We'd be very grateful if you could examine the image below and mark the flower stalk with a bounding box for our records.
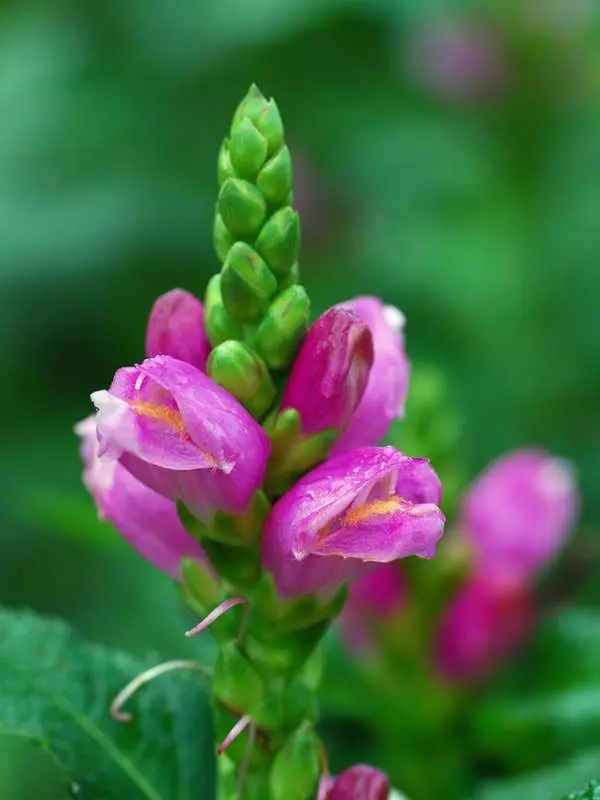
[78,84,443,799]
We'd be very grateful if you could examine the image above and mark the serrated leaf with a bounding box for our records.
[0,607,215,800]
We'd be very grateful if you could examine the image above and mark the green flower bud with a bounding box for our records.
[255,207,301,277]
[277,262,300,292]
[229,116,268,180]
[217,138,234,185]
[221,242,278,322]
[218,178,266,238]
[208,340,276,418]
[204,275,244,347]
[213,643,264,713]
[257,145,293,206]
[253,285,310,370]
[201,539,262,589]
[269,723,320,800]
[232,85,284,156]
[213,213,234,263]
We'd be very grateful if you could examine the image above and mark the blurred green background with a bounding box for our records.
[1,0,600,797]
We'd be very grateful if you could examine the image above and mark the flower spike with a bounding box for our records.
[185,596,250,644]
[110,659,212,723]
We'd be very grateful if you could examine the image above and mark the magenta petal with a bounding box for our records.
[338,564,405,654]
[461,449,578,578]
[329,764,390,800]
[75,416,207,580]
[91,355,270,520]
[332,297,410,454]
[262,446,445,598]
[146,289,211,371]
[436,572,534,684]
[281,307,374,435]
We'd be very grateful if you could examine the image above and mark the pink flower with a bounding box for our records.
[319,764,390,800]
[332,297,409,454]
[339,564,405,653]
[145,289,210,371]
[436,572,534,683]
[262,446,444,598]
[90,355,270,521]
[461,449,578,579]
[75,416,206,580]
[280,307,373,436]
[406,17,508,105]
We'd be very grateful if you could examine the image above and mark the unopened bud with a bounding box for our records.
[208,341,276,418]
[232,85,284,156]
[213,213,234,263]
[213,643,264,714]
[204,275,244,347]
[221,242,278,322]
[255,207,301,277]
[229,116,268,180]
[257,145,293,206]
[218,178,266,238]
[217,139,234,186]
[269,723,320,800]
[253,285,310,370]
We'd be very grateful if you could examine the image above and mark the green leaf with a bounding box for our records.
[562,781,600,799]
[0,607,215,800]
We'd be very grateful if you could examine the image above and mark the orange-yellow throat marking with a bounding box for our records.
[130,400,188,436]
[342,497,404,526]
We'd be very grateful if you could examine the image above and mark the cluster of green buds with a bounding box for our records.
[206,85,310,420]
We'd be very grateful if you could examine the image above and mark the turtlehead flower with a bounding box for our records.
[436,572,534,683]
[280,307,373,436]
[90,355,270,521]
[339,563,405,653]
[406,17,508,105]
[145,288,211,371]
[262,446,444,598]
[319,764,391,800]
[332,297,409,454]
[461,449,578,579]
[75,416,206,580]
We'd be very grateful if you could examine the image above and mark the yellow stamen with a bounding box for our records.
[130,400,188,437]
[342,496,405,526]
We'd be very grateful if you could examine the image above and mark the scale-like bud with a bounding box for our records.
[218,178,267,238]
[221,242,278,322]
[204,275,244,347]
[213,214,234,262]
[231,84,284,156]
[253,285,310,370]
[208,340,276,418]
[255,207,300,276]
[229,116,268,180]
[257,145,293,205]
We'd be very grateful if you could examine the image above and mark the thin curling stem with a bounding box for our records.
[235,717,256,799]
[218,714,252,755]
[110,659,212,723]
[185,595,249,644]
